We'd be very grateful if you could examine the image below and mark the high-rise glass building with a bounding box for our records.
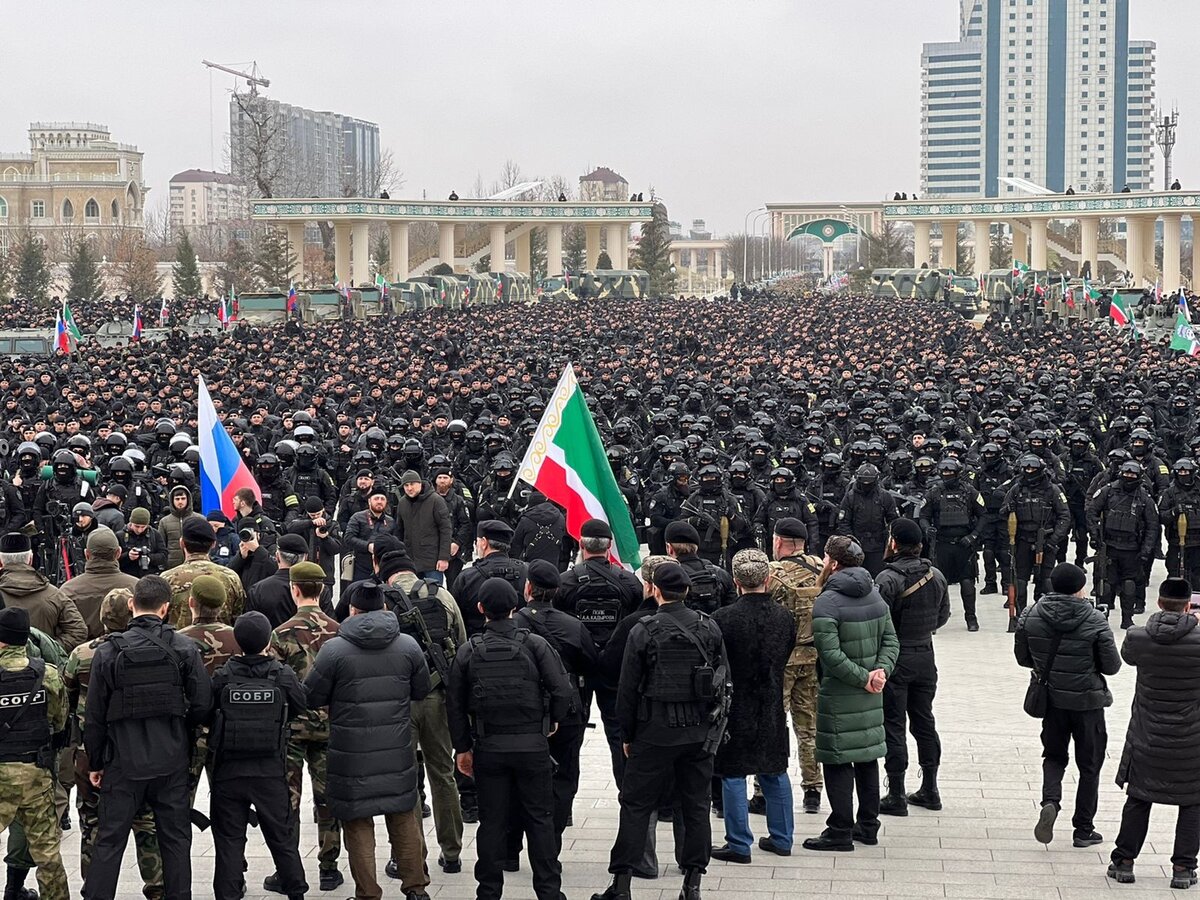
[920,0,1155,198]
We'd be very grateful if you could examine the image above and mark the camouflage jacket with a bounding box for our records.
[0,645,68,764]
[63,634,108,743]
[163,556,247,628]
[270,605,339,742]
[178,621,240,677]
[769,554,823,666]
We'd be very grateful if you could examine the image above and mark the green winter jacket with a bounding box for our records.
[812,566,900,764]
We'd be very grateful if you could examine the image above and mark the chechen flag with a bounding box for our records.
[1171,311,1200,356]
[1110,291,1133,328]
[514,364,640,568]
[198,375,260,518]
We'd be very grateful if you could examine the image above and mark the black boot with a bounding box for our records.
[592,873,632,900]
[961,579,978,631]
[879,775,908,816]
[679,868,702,900]
[4,867,37,900]
[907,766,942,811]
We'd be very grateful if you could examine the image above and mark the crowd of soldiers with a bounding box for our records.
[1,283,1200,899]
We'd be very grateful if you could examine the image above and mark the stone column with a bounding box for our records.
[1009,221,1029,265]
[351,220,370,285]
[1142,217,1158,283]
[605,224,623,268]
[438,221,456,272]
[545,224,563,277]
[1029,219,1048,271]
[972,219,990,276]
[488,223,507,273]
[713,247,723,279]
[1193,215,1200,289]
[1163,214,1182,292]
[617,228,629,270]
[938,221,957,271]
[913,222,932,267]
[515,230,531,274]
[1126,215,1145,286]
[333,222,351,286]
[286,223,306,284]
[823,244,835,280]
[585,225,601,269]
[388,222,409,282]
[1079,216,1099,278]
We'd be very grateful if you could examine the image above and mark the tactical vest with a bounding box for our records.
[682,563,721,615]
[291,471,327,504]
[571,563,627,637]
[937,488,972,529]
[476,556,525,598]
[1102,489,1147,550]
[0,658,50,763]
[214,663,287,760]
[383,581,456,689]
[642,614,715,728]
[105,631,187,722]
[1014,491,1051,535]
[770,557,821,663]
[1171,492,1200,546]
[467,630,545,737]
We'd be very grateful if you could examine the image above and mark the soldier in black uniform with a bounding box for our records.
[208,612,308,900]
[971,442,1013,596]
[516,560,598,843]
[447,578,572,900]
[253,454,291,526]
[592,562,728,900]
[82,574,213,900]
[999,455,1071,630]
[647,462,692,556]
[759,467,820,560]
[920,458,985,631]
[663,521,736,615]
[1160,459,1200,585]
[284,445,337,523]
[681,465,745,567]
[1086,460,1159,629]
[726,461,765,562]
[837,463,898,576]
[875,518,950,817]
[556,519,642,780]
[1060,432,1103,567]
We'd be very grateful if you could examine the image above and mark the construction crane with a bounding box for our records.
[202,60,270,96]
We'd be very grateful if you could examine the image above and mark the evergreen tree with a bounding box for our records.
[254,227,295,290]
[171,230,203,299]
[370,229,389,276]
[0,244,13,303]
[596,250,613,270]
[13,232,51,306]
[630,202,676,296]
[65,238,103,302]
[563,225,586,274]
[216,238,258,298]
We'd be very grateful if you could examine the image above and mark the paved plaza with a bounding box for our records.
[57,574,1191,899]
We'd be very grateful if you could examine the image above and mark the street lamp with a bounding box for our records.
[751,210,769,281]
[743,206,765,281]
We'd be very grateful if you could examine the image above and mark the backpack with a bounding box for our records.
[684,564,721,615]
[106,631,187,723]
[572,564,628,637]
[382,580,455,688]
[467,630,546,737]
[213,662,287,760]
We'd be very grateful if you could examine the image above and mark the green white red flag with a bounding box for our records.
[1011,260,1029,278]
[1171,311,1200,356]
[514,364,641,569]
[1109,291,1132,327]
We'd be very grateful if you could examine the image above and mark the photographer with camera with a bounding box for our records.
[229,525,278,595]
[120,507,167,577]
[286,496,342,600]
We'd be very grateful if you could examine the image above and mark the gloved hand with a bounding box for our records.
[958,536,975,548]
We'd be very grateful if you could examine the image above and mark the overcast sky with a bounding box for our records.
[4,0,1196,235]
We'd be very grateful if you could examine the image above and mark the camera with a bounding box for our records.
[238,528,256,542]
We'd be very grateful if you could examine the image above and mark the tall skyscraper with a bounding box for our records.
[229,95,380,198]
[921,0,1155,198]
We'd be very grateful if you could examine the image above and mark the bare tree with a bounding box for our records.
[230,91,287,199]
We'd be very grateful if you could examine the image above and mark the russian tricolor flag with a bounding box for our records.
[131,305,143,341]
[54,312,70,353]
[287,282,298,313]
[198,375,260,518]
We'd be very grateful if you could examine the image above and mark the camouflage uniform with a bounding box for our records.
[63,615,164,899]
[270,604,342,873]
[162,556,247,628]
[769,554,823,790]
[0,645,69,900]
[178,619,240,803]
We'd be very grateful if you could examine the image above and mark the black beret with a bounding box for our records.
[774,517,807,540]
[277,534,309,555]
[580,518,612,539]
[664,521,700,545]
[652,562,692,593]
[526,559,560,589]
[181,517,215,543]
[478,576,519,608]
[889,517,924,546]
[368,485,389,500]
[1050,563,1087,595]
[0,532,30,554]
[477,519,514,543]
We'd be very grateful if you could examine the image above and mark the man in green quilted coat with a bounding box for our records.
[803,535,899,853]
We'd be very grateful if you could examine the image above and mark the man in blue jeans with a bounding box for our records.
[711,549,798,862]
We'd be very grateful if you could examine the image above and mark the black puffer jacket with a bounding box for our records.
[304,610,431,820]
[1117,611,1200,805]
[1015,593,1120,710]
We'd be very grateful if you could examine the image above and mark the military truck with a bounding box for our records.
[578,269,649,300]
[871,268,978,316]
[300,288,347,322]
[0,330,55,356]
[537,276,579,302]
[236,291,291,325]
[495,272,532,304]
[453,273,498,306]
[92,320,168,347]
[354,286,385,318]
[393,281,438,311]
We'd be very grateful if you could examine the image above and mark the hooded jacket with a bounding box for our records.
[304,610,431,821]
[1015,592,1121,710]
[811,567,900,764]
[157,486,208,569]
[59,556,140,639]
[394,482,452,573]
[1116,610,1200,805]
[0,563,88,651]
